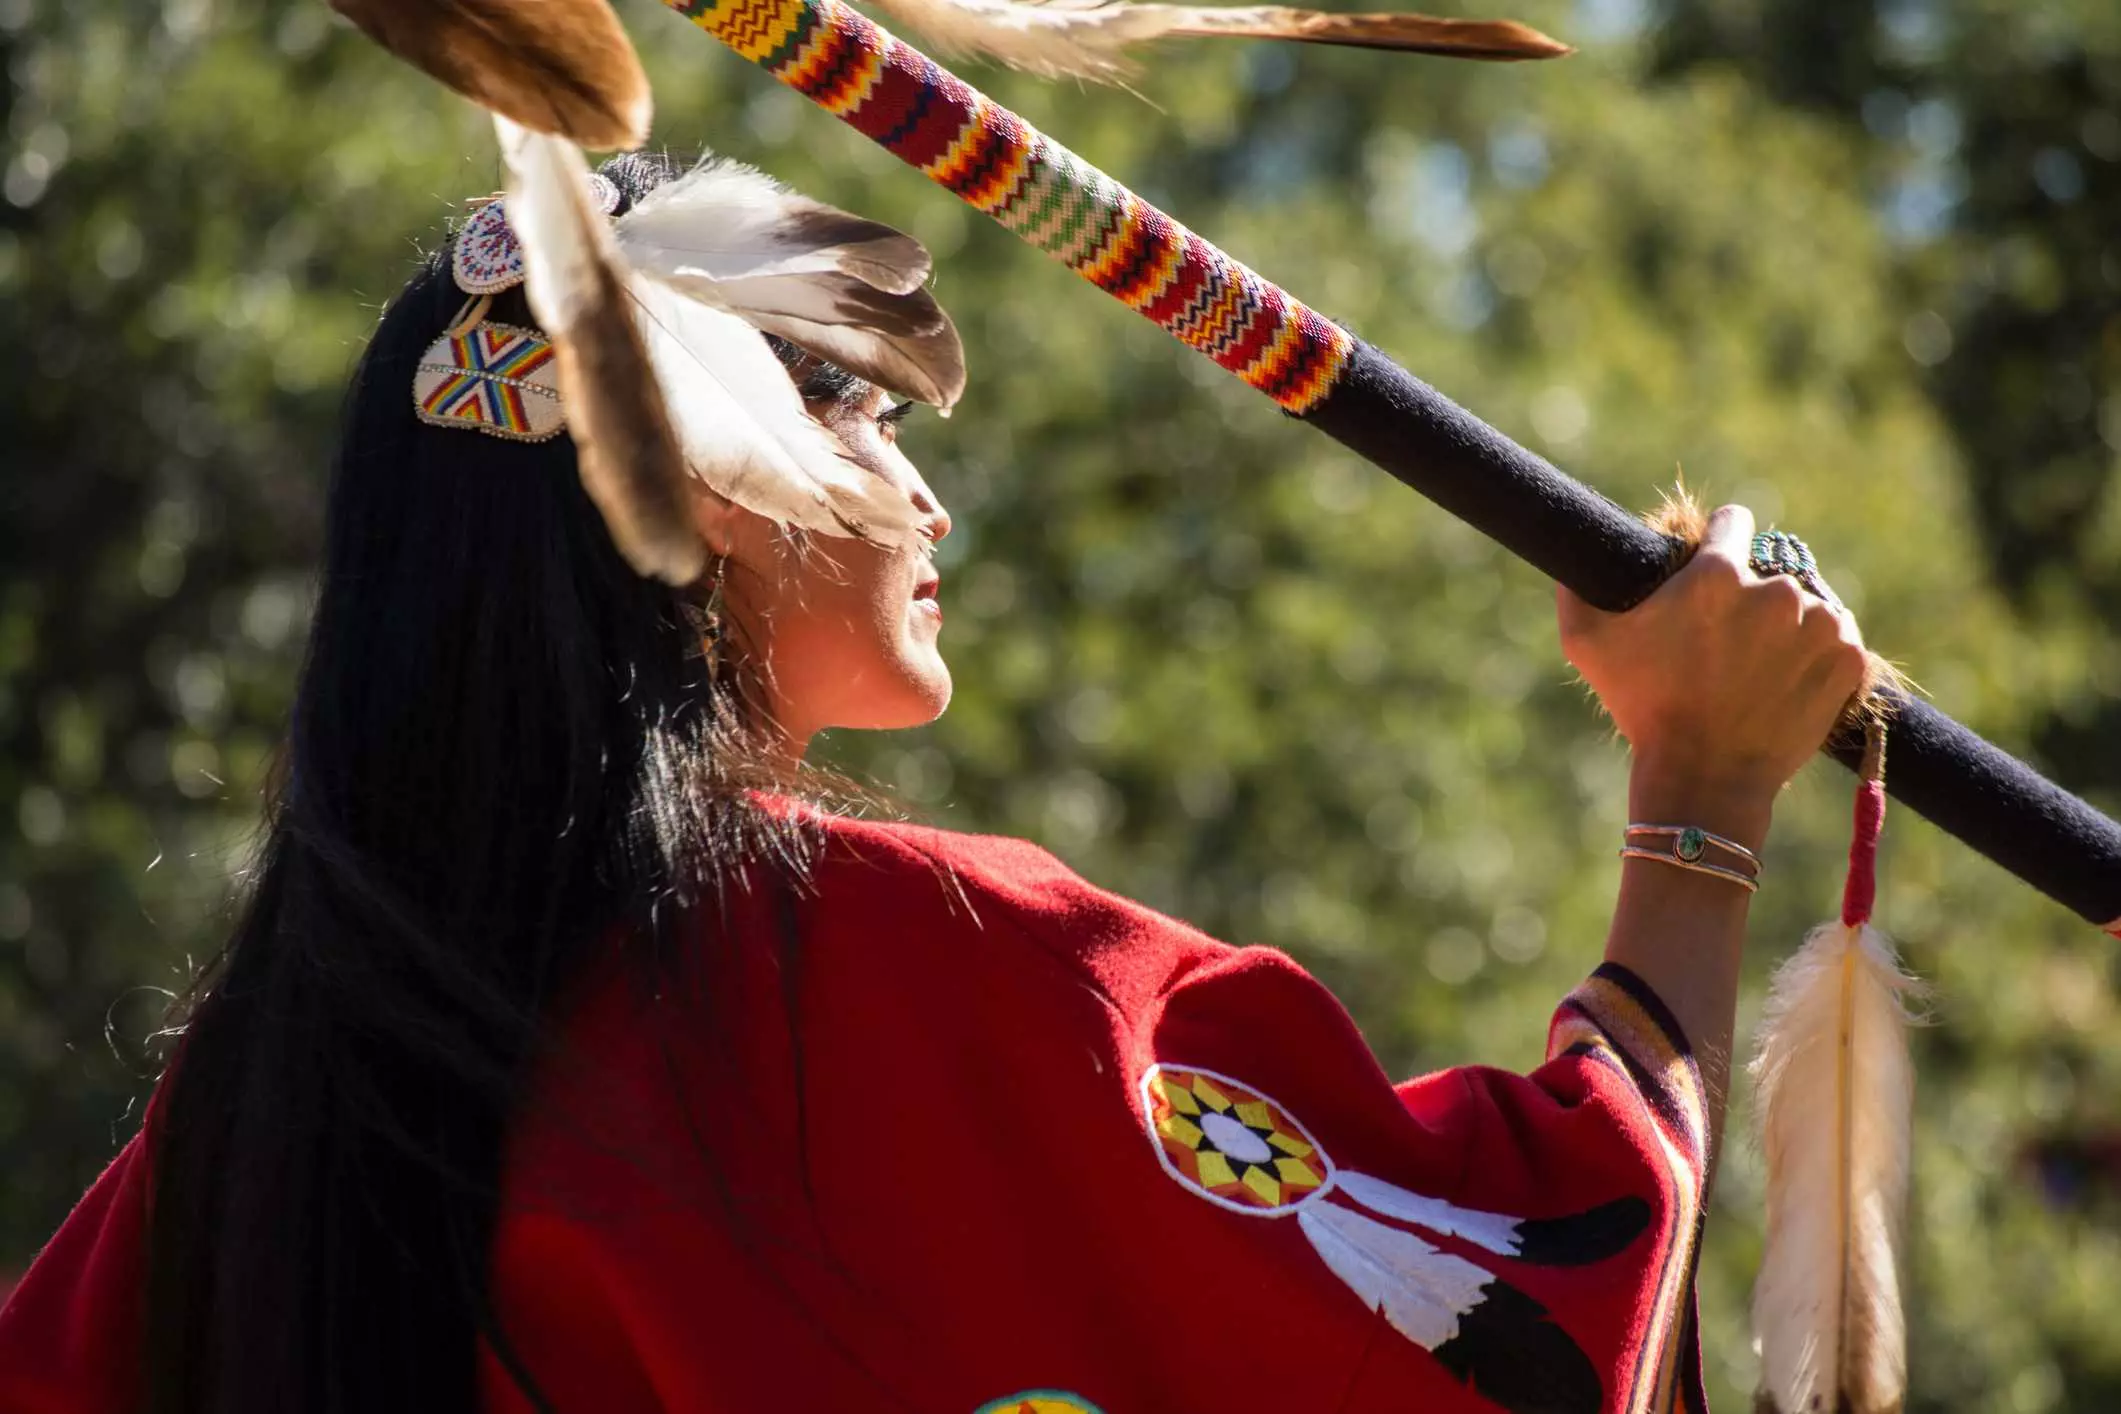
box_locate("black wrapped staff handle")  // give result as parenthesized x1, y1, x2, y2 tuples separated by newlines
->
(1309, 342, 2121, 934)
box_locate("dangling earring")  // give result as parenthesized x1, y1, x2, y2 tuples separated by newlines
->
(687, 557, 727, 674)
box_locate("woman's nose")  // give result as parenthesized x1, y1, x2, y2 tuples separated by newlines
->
(908, 473, 951, 543)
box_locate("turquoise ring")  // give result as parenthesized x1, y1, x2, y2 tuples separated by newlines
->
(1747, 530, 1842, 610)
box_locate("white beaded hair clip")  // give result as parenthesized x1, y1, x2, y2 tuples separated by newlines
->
(451, 173, 622, 295)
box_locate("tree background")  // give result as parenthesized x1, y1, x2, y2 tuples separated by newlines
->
(3, 0, 2118, 1406)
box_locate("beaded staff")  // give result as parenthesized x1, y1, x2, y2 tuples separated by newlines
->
(665, 0, 1355, 412)
(652, 0, 2121, 934)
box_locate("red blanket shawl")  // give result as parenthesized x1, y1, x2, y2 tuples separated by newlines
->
(0, 810, 1710, 1413)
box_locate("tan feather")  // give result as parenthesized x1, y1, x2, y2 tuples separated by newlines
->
(1751, 922, 1920, 1414)
(616, 158, 967, 407)
(332, 0, 651, 149)
(493, 117, 708, 585)
(855, 0, 1569, 79)
(1159, 6, 1568, 57)
(616, 158, 935, 296)
(660, 270, 963, 408)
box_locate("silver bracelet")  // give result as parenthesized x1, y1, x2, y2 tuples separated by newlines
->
(1620, 824, 1762, 892)
(1618, 845, 1761, 893)
(1623, 823, 1762, 871)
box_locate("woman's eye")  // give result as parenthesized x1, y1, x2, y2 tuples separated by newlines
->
(877, 400, 915, 442)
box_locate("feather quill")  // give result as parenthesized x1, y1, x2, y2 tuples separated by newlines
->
(855, 0, 1570, 80)
(333, 0, 651, 149)
(1750, 920, 1919, 1414)
(494, 117, 707, 584)
(618, 160, 967, 407)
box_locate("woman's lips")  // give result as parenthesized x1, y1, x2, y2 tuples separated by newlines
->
(913, 574, 942, 622)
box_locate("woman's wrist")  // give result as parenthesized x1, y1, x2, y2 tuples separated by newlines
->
(1625, 758, 1778, 856)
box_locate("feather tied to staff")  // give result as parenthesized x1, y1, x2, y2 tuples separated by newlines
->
(1750, 725, 1923, 1414)
(331, 0, 1568, 147)
(850, 0, 1568, 80)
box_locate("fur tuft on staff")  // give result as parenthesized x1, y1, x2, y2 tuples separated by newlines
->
(1750, 724, 1921, 1414)
(857, 0, 1569, 80)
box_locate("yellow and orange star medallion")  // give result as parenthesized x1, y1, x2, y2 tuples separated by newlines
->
(973, 1392, 1104, 1414)
(1140, 1065, 1333, 1216)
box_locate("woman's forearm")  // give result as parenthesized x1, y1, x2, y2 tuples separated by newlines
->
(1599, 766, 1775, 1167)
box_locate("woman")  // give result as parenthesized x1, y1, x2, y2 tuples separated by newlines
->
(0, 155, 1863, 1414)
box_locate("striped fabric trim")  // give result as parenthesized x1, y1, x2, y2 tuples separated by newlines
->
(1548, 962, 1708, 1414)
(1673, 1287, 1712, 1414)
(664, 0, 1354, 415)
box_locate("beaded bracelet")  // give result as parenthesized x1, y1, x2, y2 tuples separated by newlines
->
(1620, 823, 1762, 893)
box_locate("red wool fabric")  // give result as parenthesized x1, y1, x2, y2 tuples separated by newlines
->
(0, 811, 1710, 1413)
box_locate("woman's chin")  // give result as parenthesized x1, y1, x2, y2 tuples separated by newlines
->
(861, 643, 952, 729)
(904, 652, 952, 722)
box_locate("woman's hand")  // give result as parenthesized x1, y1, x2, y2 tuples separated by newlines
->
(1558, 503, 1869, 850)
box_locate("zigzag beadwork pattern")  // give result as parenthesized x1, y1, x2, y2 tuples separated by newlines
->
(413, 322, 566, 442)
(664, 0, 1353, 414)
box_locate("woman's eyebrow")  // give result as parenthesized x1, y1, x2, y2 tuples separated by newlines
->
(793, 362, 871, 406)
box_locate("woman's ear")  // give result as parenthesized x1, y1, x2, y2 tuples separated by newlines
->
(687, 481, 744, 558)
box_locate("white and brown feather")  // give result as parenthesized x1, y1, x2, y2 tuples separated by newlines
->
(617, 160, 966, 408)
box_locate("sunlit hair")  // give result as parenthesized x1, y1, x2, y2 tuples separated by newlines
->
(141, 152, 852, 1413)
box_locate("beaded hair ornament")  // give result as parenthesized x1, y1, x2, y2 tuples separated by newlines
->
(402, 138, 965, 584)
(412, 175, 622, 443)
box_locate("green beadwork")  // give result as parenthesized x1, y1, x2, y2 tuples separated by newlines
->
(1749, 529, 1818, 582)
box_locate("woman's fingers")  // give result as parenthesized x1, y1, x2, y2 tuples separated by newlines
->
(1555, 498, 1877, 797)
(1812, 600, 1871, 706)
(1561, 501, 1753, 655)
(1695, 502, 1756, 575)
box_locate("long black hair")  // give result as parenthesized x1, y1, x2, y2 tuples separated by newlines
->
(142, 154, 818, 1412)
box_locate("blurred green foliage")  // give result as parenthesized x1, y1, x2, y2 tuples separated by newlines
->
(2, 0, 2118, 1406)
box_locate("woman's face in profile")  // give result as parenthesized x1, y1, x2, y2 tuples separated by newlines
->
(708, 382, 953, 750)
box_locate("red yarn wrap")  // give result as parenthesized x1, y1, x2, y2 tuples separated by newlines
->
(1841, 779, 1887, 927)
